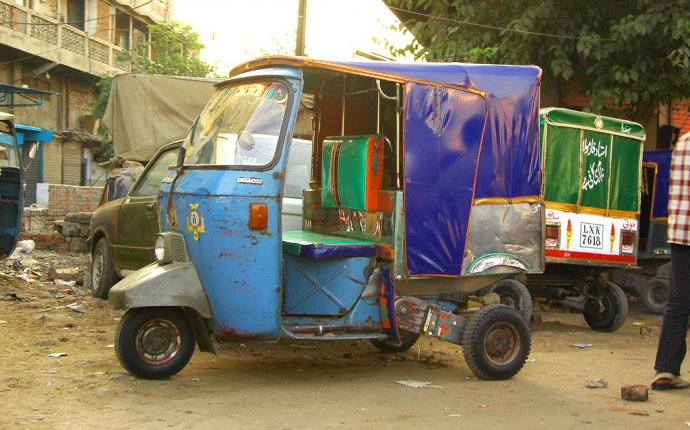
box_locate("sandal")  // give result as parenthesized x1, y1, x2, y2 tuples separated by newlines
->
(651, 372, 690, 391)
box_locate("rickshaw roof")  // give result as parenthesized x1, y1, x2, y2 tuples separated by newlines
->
(540, 107, 646, 140)
(228, 56, 542, 96)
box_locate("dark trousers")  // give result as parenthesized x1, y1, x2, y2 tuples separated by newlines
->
(654, 244, 690, 375)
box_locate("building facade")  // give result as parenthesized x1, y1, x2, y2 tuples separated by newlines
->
(0, 0, 172, 202)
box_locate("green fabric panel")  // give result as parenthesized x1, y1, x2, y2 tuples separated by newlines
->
(543, 126, 580, 204)
(336, 137, 369, 210)
(540, 108, 645, 140)
(321, 140, 335, 208)
(609, 136, 641, 212)
(580, 130, 611, 209)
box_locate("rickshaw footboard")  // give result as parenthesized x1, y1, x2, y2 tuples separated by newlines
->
(395, 296, 467, 345)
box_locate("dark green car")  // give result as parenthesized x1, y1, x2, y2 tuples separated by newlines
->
(87, 138, 312, 298)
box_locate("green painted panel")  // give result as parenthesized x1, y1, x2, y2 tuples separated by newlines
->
(541, 107, 645, 140)
(321, 140, 335, 208)
(609, 136, 641, 212)
(543, 126, 580, 204)
(336, 139, 369, 210)
(320, 136, 374, 211)
(579, 130, 611, 210)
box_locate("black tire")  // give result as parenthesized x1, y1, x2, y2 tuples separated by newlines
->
(90, 238, 119, 299)
(583, 281, 628, 332)
(462, 304, 531, 380)
(641, 278, 669, 315)
(491, 279, 533, 322)
(115, 307, 196, 379)
(370, 331, 421, 353)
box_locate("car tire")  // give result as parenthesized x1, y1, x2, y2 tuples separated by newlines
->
(91, 238, 119, 299)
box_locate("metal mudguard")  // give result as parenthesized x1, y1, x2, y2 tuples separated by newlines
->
(108, 261, 213, 319)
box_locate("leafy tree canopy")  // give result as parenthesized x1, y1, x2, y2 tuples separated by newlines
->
(385, 0, 690, 119)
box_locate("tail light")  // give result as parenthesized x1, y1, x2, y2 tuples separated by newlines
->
(545, 223, 560, 248)
(620, 230, 635, 255)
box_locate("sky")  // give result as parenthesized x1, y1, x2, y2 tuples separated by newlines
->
(172, 0, 416, 75)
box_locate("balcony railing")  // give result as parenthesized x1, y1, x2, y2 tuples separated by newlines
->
(0, 0, 131, 72)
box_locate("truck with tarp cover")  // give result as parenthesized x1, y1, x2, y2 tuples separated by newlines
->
(522, 107, 645, 331)
(107, 56, 544, 381)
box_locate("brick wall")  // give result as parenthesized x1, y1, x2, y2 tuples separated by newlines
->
(45, 184, 103, 218)
(21, 184, 103, 253)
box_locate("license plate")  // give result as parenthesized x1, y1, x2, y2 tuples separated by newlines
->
(580, 223, 603, 249)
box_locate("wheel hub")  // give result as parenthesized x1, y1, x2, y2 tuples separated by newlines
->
(484, 323, 519, 365)
(137, 319, 181, 364)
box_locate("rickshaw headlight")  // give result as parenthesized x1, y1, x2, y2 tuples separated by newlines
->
(154, 234, 173, 264)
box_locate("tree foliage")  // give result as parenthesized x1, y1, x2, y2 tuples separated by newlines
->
(91, 22, 217, 161)
(385, 0, 690, 119)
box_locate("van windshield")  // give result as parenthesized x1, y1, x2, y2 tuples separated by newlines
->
(183, 81, 290, 167)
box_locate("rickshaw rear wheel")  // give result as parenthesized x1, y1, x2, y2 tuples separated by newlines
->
(370, 331, 421, 353)
(115, 307, 196, 379)
(641, 278, 669, 315)
(583, 281, 628, 332)
(462, 304, 531, 380)
(490, 278, 533, 322)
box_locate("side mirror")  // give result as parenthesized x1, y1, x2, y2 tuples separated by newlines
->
(237, 130, 256, 150)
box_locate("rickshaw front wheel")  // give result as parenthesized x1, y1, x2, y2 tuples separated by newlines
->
(462, 304, 531, 380)
(370, 331, 421, 353)
(115, 307, 196, 379)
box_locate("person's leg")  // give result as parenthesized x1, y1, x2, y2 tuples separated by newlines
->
(654, 244, 690, 377)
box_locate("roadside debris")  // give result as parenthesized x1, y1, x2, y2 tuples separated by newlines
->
(585, 378, 607, 388)
(395, 380, 442, 389)
(48, 352, 68, 358)
(571, 343, 593, 349)
(621, 384, 649, 401)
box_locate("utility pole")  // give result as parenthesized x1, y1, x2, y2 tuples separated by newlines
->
(295, 0, 307, 56)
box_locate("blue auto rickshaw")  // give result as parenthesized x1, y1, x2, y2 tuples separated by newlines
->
(109, 56, 544, 380)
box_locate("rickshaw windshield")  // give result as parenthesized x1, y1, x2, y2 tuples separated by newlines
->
(0, 120, 19, 168)
(182, 81, 290, 167)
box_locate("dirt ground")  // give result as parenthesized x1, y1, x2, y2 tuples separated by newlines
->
(1, 250, 689, 430)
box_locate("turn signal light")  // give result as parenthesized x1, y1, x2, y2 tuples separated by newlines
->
(248, 203, 268, 230)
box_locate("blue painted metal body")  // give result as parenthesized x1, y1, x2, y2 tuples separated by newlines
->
(149, 57, 542, 342)
(643, 150, 671, 218)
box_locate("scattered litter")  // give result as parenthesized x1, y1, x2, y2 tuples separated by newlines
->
(15, 239, 35, 254)
(448, 414, 462, 417)
(479, 404, 489, 408)
(585, 378, 607, 388)
(105, 344, 114, 348)
(0, 320, 6, 324)
(395, 380, 442, 389)
(67, 303, 85, 313)
(15, 273, 32, 283)
(571, 343, 592, 349)
(54, 279, 76, 287)
(3, 292, 23, 301)
(629, 410, 649, 417)
(48, 352, 67, 358)
(632, 321, 645, 326)
(191, 378, 201, 382)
